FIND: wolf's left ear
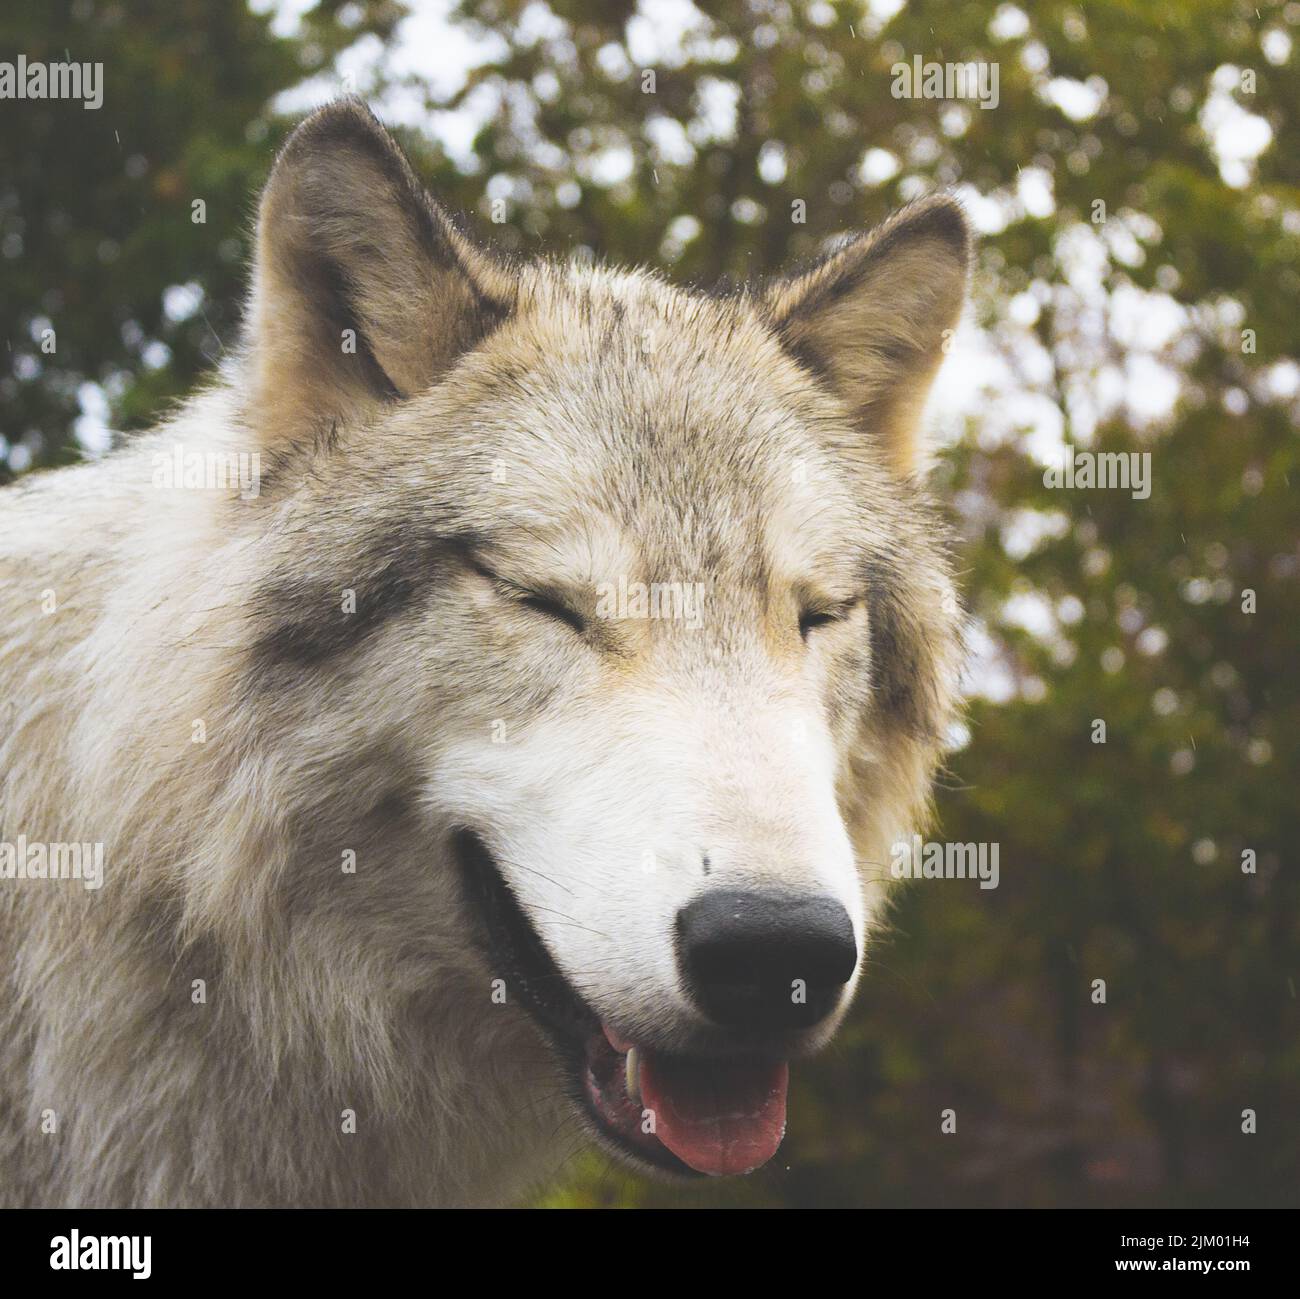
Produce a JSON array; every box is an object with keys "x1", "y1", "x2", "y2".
[
  {"x1": 246, "y1": 98, "x2": 515, "y2": 443},
  {"x1": 764, "y1": 196, "x2": 970, "y2": 477}
]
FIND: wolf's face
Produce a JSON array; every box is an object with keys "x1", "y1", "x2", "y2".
[{"x1": 239, "y1": 102, "x2": 967, "y2": 1179}]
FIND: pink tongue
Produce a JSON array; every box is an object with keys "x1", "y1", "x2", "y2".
[{"x1": 638, "y1": 1052, "x2": 789, "y2": 1176}]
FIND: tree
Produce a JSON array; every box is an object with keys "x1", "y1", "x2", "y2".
[{"x1": 0, "y1": 0, "x2": 404, "y2": 480}]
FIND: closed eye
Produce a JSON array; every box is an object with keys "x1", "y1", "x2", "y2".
[
  {"x1": 799, "y1": 609, "x2": 838, "y2": 637},
  {"x1": 468, "y1": 558, "x2": 587, "y2": 636},
  {"x1": 798, "y1": 597, "x2": 864, "y2": 640},
  {"x1": 518, "y1": 591, "x2": 586, "y2": 635}
]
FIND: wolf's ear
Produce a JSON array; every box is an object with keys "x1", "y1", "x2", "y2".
[
  {"x1": 764, "y1": 196, "x2": 970, "y2": 477},
  {"x1": 246, "y1": 99, "x2": 514, "y2": 442}
]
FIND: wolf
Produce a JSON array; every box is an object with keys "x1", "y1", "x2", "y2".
[{"x1": 0, "y1": 100, "x2": 968, "y2": 1207}]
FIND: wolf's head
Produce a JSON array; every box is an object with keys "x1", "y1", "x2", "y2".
[{"x1": 233, "y1": 100, "x2": 968, "y2": 1180}]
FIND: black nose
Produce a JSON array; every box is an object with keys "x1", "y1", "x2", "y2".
[{"x1": 676, "y1": 889, "x2": 858, "y2": 1030}]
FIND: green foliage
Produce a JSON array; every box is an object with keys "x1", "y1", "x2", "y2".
[
  {"x1": 0, "y1": 0, "x2": 404, "y2": 478},
  {"x1": 3, "y1": 0, "x2": 1296, "y2": 1206}
]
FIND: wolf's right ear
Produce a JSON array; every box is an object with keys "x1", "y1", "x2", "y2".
[
  {"x1": 245, "y1": 99, "x2": 514, "y2": 443},
  {"x1": 764, "y1": 196, "x2": 970, "y2": 478}
]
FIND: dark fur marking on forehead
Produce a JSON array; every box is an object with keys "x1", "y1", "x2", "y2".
[
  {"x1": 248, "y1": 529, "x2": 484, "y2": 673},
  {"x1": 598, "y1": 300, "x2": 628, "y2": 354}
]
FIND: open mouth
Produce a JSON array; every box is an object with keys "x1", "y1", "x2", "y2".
[{"x1": 453, "y1": 830, "x2": 791, "y2": 1178}]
